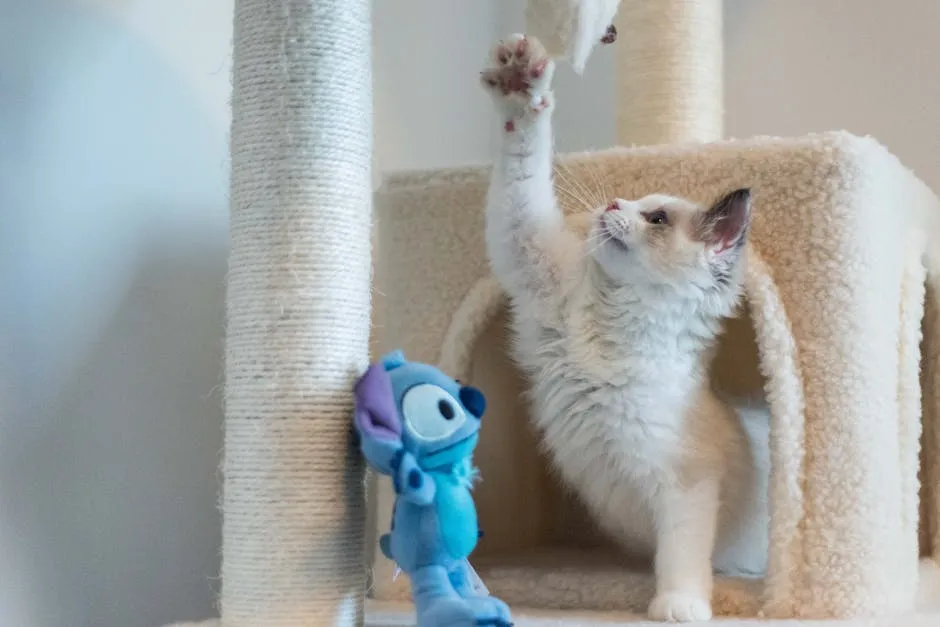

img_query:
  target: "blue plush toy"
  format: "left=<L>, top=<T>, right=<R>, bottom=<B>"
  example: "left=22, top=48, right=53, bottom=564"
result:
left=353, top=350, right=513, bottom=627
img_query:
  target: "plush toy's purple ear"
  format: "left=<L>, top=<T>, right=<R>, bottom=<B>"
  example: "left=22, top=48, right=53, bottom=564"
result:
left=354, top=363, right=402, bottom=441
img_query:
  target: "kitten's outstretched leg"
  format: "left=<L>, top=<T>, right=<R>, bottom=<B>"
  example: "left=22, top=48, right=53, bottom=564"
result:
left=480, top=34, right=576, bottom=309
left=648, top=479, right=719, bottom=622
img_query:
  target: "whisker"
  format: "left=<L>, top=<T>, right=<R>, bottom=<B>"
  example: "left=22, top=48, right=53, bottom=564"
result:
left=568, top=162, right=610, bottom=207
left=554, top=183, right=594, bottom=212
left=574, top=129, right=614, bottom=204
left=579, top=220, right=613, bottom=256
left=582, top=232, right=613, bottom=259
left=554, top=161, right=603, bottom=210
left=556, top=164, right=599, bottom=208
left=552, top=166, right=598, bottom=211
left=583, top=226, right=608, bottom=245
left=582, top=155, right=613, bottom=207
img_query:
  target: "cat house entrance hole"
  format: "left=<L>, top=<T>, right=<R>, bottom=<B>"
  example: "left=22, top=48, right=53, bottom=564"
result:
left=439, top=260, right=780, bottom=615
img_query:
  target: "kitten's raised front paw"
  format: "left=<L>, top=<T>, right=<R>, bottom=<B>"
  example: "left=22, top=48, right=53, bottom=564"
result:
left=648, top=592, right=712, bottom=623
left=480, top=34, right=554, bottom=126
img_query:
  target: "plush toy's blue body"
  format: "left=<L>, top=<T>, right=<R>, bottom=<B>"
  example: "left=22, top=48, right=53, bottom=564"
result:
left=354, top=351, right=512, bottom=627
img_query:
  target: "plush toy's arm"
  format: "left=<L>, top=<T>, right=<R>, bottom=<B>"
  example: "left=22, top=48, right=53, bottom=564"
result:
left=390, top=449, right=436, bottom=506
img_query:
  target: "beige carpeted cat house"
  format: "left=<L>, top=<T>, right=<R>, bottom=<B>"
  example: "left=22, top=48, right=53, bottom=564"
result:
left=171, top=0, right=940, bottom=626
left=368, top=0, right=940, bottom=624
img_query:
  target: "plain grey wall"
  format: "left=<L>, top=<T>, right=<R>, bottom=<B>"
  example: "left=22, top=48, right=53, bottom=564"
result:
left=0, top=0, right=231, bottom=625
left=2, top=0, right=940, bottom=625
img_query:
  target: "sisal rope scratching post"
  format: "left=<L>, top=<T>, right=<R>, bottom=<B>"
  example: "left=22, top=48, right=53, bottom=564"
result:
left=224, top=0, right=372, bottom=624
left=615, top=0, right=723, bottom=145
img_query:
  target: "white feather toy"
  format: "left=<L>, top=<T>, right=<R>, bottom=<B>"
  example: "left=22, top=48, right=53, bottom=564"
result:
left=525, top=0, right=621, bottom=73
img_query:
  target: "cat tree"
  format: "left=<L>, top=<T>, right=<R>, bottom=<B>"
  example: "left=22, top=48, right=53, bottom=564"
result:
left=370, top=0, right=940, bottom=623
left=172, top=0, right=940, bottom=625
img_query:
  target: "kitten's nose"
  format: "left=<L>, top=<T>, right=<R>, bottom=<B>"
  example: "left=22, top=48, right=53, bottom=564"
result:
left=605, top=201, right=619, bottom=212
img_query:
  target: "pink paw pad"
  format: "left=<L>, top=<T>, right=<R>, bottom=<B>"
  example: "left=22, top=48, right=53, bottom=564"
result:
left=504, top=120, right=515, bottom=133
left=530, top=59, right=548, bottom=79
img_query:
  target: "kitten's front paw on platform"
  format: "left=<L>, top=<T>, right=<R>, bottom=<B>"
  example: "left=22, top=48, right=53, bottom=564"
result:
left=648, top=591, right=713, bottom=623
left=480, top=34, right=554, bottom=124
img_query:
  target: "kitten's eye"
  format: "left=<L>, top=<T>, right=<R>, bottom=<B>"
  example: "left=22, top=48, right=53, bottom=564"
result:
left=644, top=210, right=669, bottom=225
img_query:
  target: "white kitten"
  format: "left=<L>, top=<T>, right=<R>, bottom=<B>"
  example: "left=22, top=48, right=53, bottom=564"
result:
left=480, top=34, right=770, bottom=623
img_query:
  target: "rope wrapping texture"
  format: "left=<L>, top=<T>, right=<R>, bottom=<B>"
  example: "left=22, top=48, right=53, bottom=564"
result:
left=616, top=0, right=723, bottom=146
left=223, top=0, right=372, bottom=624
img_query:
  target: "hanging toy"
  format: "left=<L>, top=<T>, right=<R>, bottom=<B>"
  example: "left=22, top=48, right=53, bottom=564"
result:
left=525, top=0, right=621, bottom=73
left=354, top=351, right=512, bottom=627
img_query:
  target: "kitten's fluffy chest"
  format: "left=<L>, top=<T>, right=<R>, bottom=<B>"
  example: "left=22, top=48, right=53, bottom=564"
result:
left=529, top=319, right=701, bottom=427
left=536, top=276, right=711, bottom=396
left=522, top=331, right=693, bottom=487
left=513, top=274, right=721, bottom=477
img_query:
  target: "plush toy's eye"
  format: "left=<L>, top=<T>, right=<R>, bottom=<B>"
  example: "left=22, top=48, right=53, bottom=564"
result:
left=401, top=384, right=466, bottom=441
left=438, top=400, right=455, bottom=420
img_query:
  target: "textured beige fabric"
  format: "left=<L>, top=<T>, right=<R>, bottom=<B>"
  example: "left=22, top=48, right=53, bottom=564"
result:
left=368, top=612, right=940, bottom=627
left=367, top=558, right=940, bottom=624
left=167, top=561, right=940, bottom=627
left=223, top=0, right=372, bottom=624
left=370, top=131, right=940, bottom=619
left=615, top=0, right=723, bottom=145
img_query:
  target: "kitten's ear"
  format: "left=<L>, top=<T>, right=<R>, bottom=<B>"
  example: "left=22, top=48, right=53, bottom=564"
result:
left=698, top=188, right=751, bottom=254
